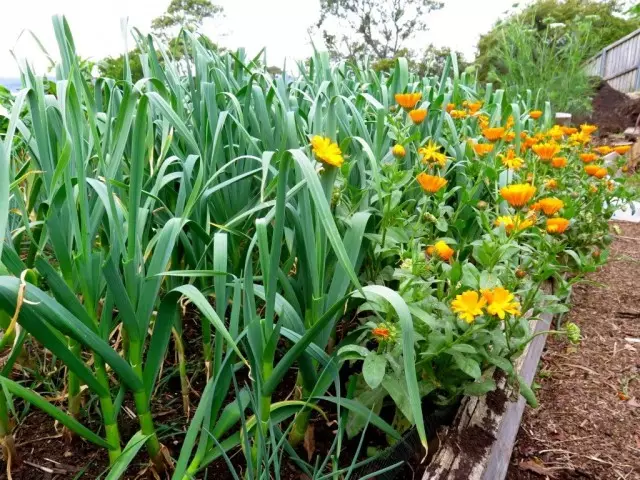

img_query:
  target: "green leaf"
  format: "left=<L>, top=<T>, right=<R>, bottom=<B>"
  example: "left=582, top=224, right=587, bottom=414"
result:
left=448, top=343, right=477, bottom=354
left=105, top=431, right=149, bottom=480
left=363, top=352, right=386, bottom=389
left=452, top=352, right=481, bottom=379
left=463, top=378, right=496, bottom=396
left=518, top=375, right=539, bottom=408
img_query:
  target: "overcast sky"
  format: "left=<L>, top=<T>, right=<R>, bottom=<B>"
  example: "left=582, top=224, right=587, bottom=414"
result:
left=0, top=0, right=518, bottom=77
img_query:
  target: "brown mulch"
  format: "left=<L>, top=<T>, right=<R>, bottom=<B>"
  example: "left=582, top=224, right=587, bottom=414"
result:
left=508, top=221, right=640, bottom=480
left=579, top=80, right=640, bottom=137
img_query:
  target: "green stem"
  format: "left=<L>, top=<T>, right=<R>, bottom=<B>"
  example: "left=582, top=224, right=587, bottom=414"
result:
left=0, top=386, right=19, bottom=467
left=94, top=356, right=122, bottom=465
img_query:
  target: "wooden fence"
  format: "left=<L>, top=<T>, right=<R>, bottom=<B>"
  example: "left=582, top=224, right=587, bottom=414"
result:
left=586, top=27, right=640, bottom=93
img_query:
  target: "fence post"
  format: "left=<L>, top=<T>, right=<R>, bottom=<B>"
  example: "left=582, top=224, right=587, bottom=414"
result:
left=599, top=48, right=608, bottom=78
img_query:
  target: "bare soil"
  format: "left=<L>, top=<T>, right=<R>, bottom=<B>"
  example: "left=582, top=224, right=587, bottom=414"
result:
left=508, top=221, right=640, bottom=480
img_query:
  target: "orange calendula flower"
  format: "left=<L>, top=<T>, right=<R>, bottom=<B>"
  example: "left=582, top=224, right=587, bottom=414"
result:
left=477, top=114, right=490, bottom=129
left=502, top=131, right=516, bottom=142
left=446, top=103, right=456, bottom=112
left=505, top=116, right=515, bottom=129
left=595, top=167, right=607, bottom=179
left=417, top=173, right=448, bottom=193
left=529, top=110, right=543, bottom=120
left=450, top=109, right=468, bottom=119
left=562, top=126, right=578, bottom=135
left=473, top=143, right=494, bottom=156
left=532, top=142, right=561, bottom=161
left=483, top=127, right=506, bottom=142
left=391, top=144, right=406, bottom=158
left=372, top=326, right=390, bottom=340
left=409, top=109, right=428, bottom=124
left=500, top=184, right=537, bottom=207
left=584, top=164, right=600, bottom=176
left=419, top=141, right=447, bottom=167
left=531, top=197, right=564, bottom=215
left=547, top=125, right=565, bottom=140
left=545, top=179, right=558, bottom=190
left=594, top=145, right=613, bottom=155
left=569, top=131, right=592, bottom=145
left=395, top=92, right=422, bottom=109
left=614, top=145, right=632, bottom=155
left=579, top=152, right=598, bottom=163
left=495, top=215, right=535, bottom=233
left=481, top=287, right=521, bottom=319
left=427, top=240, right=455, bottom=261
left=311, top=136, right=344, bottom=167
left=465, top=101, right=483, bottom=114
left=451, top=291, right=486, bottom=323
left=580, top=124, right=598, bottom=135
left=500, top=148, right=524, bottom=170
left=546, top=217, right=570, bottom=234
left=551, top=156, right=567, bottom=168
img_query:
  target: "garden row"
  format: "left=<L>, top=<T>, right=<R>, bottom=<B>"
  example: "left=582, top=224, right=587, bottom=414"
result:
left=0, top=17, right=635, bottom=479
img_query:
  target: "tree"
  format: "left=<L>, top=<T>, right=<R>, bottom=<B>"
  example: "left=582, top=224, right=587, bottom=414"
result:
left=370, top=45, right=469, bottom=78
left=317, top=0, right=443, bottom=61
left=476, top=0, right=640, bottom=81
left=152, top=0, right=223, bottom=39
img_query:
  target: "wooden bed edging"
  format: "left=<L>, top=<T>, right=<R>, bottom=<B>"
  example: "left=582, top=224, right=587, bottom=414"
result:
left=422, top=289, right=555, bottom=480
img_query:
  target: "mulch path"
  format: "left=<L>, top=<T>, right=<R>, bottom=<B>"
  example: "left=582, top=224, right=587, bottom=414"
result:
left=508, top=221, right=640, bottom=480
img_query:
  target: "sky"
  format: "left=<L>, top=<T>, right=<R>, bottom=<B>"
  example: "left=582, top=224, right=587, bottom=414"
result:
left=0, top=0, right=518, bottom=78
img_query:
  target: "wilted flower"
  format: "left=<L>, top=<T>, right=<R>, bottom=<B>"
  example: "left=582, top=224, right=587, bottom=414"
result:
left=395, top=92, right=422, bottom=109
left=311, top=136, right=344, bottom=167
left=500, top=184, right=537, bottom=207
left=417, top=173, right=448, bottom=193
left=451, top=291, right=486, bottom=323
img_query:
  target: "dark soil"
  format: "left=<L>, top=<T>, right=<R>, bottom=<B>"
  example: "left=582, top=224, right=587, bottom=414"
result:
left=581, top=80, right=640, bottom=137
left=508, top=221, right=640, bottom=480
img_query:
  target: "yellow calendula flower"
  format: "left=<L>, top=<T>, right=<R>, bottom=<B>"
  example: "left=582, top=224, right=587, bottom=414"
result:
left=594, top=145, right=613, bottom=155
left=427, top=240, right=455, bottom=261
left=531, top=197, right=564, bottom=215
left=481, top=287, right=521, bottom=319
left=409, top=108, right=428, bottom=124
left=551, top=157, right=567, bottom=168
left=500, top=148, right=524, bottom=170
left=495, top=215, right=535, bottom=233
left=311, top=136, right=344, bottom=167
left=532, top=142, right=561, bottom=161
left=547, top=125, right=565, bottom=140
left=580, top=124, right=598, bottom=135
left=529, top=110, right=543, bottom=120
left=569, top=131, right=592, bottom=145
left=502, top=130, right=516, bottom=142
left=451, top=291, right=486, bottom=323
left=395, top=92, right=422, bottom=109
left=391, top=144, right=406, bottom=158
left=450, top=109, right=468, bottom=119
left=417, top=173, right=448, bottom=193
left=483, top=127, right=506, bottom=142
left=477, top=114, right=490, bottom=129
left=419, top=141, right=447, bottom=167
left=500, top=184, right=537, bottom=207
left=473, top=143, right=494, bottom=156
left=546, top=217, right=570, bottom=234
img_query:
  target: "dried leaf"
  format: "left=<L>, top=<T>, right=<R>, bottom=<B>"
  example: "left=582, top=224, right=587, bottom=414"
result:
left=519, top=459, right=557, bottom=478
left=627, top=397, right=640, bottom=408
left=304, top=424, right=315, bottom=461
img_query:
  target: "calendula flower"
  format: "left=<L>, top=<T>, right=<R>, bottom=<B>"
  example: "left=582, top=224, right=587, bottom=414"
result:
left=477, top=114, right=490, bottom=129
left=546, top=217, right=570, bottom=234
left=614, top=145, right=632, bottom=155
left=372, top=326, right=390, bottom=340
left=450, top=109, right=468, bottom=119
left=562, top=126, right=578, bottom=135
left=580, top=124, right=598, bottom=135
left=547, top=125, right=565, bottom=140
left=505, top=116, right=515, bottom=129
left=607, top=180, right=615, bottom=191
left=481, top=287, right=521, bottom=319
left=417, top=173, right=448, bottom=193
left=594, top=167, right=607, bottom=179
left=446, top=103, right=456, bottom=112
left=551, top=156, right=567, bottom=168
left=391, top=144, right=406, bottom=158
left=409, top=109, right=428, bottom=124
left=544, top=179, right=558, bottom=190
left=500, top=148, right=524, bottom=170
left=529, top=110, right=543, bottom=120
left=523, top=135, right=540, bottom=149
left=472, top=143, right=494, bottom=156
left=427, top=240, right=455, bottom=261
left=569, top=131, right=592, bottom=145
left=584, top=164, right=600, bottom=176
left=311, top=136, right=344, bottom=167
left=419, top=141, right=447, bottom=167
left=451, top=291, right=486, bottom=323
left=594, top=145, right=613, bottom=155
left=500, top=184, right=537, bottom=207
left=502, top=131, right=516, bottom=142
left=465, top=100, right=483, bottom=114
left=395, top=92, right=422, bottom=109
left=495, top=215, right=535, bottom=233
left=579, top=152, right=598, bottom=163
left=589, top=184, right=598, bottom=194
left=532, top=142, right=561, bottom=161
left=483, top=127, right=506, bottom=142
left=531, top=197, right=564, bottom=215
